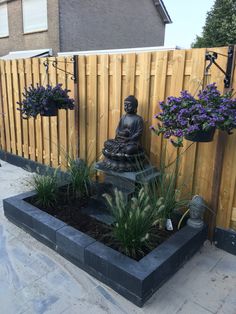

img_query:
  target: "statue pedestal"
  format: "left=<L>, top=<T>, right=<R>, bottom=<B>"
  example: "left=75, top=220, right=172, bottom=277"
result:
left=95, top=162, right=160, bottom=198
left=80, top=182, right=115, bottom=225
left=81, top=164, right=159, bottom=227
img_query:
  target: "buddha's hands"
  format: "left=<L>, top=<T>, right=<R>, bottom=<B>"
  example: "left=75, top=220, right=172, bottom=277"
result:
left=117, top=129, right=130, bottom=137
left=116, top=135, right=129, bottom=142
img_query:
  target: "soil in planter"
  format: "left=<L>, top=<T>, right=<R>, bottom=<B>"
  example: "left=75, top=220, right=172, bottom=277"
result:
left=27, top=188, right=180, bottom=261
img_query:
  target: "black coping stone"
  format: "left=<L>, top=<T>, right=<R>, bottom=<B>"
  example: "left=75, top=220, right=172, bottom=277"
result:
left=31, top=210, right=66, bottom=243
left=214, top=227, right=236, bottom=256
left=3, top=187, right=208, bottom=307
left=5, top=214, right=57, bottom=249
left=85, top=225, right=208, bottom=303
left=3, top=195, right=39, bottom=229
left=140, top=225, right=207, bottom=299
left=56, top=225, right=96, bottom=264
left=85, top=241, right=144, bottom=297
left=4, top=194, right=66, bottom=246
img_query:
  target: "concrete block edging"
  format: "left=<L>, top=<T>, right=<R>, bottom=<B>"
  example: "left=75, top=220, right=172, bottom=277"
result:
left=3, top=191, right=207, bottom=307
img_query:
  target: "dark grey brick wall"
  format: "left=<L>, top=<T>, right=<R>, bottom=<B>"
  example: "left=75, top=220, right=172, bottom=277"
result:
left=59, top=0, right=166, bottom=52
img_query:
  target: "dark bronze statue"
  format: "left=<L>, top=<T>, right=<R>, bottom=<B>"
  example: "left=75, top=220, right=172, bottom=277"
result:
left=100, top=95, right=145, bottom=172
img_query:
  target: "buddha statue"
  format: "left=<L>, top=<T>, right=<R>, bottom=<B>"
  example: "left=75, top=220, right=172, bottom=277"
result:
left=100, top=95, right=145, bottom=172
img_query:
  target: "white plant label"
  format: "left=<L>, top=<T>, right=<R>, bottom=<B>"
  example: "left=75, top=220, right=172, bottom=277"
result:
left=166, top=219, right=173, bottom=231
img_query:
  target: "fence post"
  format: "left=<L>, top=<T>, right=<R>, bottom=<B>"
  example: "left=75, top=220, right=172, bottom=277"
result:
left=209, top=45, right=236, bottom=240
left=73, top=55, right=79, bottom=159
left=0, top=61, right=6, bottom=151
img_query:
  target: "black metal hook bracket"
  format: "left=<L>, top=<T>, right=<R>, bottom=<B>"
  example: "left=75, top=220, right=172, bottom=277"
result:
left=205, top=45, right=235, bottom=88
left=43, top=56, right=77, bottom=82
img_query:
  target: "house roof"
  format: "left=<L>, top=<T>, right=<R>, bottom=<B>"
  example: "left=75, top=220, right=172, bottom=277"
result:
left=58, top=46, right=179, bottom=57
left=153, top=0, right=172, bottom=24
left=0, top=49, right=52, bottom=60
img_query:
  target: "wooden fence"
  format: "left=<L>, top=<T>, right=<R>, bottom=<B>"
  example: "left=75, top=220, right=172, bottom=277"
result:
left=0, top=47, right=235, bottom=231
left=0, top=57, right=76, bottom=168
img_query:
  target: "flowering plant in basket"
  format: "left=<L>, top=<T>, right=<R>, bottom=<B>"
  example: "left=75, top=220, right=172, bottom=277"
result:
left=151, top=83, right=236, bottom=147
left=18, top=84, right=75, bottom=119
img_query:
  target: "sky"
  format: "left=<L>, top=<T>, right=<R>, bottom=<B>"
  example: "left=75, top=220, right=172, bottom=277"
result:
left=163, top=0, right=215, bottom=48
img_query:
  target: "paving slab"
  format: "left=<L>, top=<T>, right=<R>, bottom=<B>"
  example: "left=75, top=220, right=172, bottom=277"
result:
left=0, top=160, right=236, bottom=314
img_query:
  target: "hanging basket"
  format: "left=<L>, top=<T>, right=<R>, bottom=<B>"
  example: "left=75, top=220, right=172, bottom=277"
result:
left=40, top=103, right=58, bottom=117
left=184, top=128, right=215, bottom=143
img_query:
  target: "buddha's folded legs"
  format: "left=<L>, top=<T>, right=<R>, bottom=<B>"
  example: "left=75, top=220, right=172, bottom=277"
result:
left=104, top=139, right=142, bottom=155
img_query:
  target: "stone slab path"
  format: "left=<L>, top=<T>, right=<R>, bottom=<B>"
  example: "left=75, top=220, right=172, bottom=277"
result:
left=0, top=160, right=236, bottom=314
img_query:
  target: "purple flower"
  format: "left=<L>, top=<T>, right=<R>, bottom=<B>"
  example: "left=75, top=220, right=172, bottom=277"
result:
left=174, top=130, right=183, bottom=137
left=187, top=125, right=200, bottom=133
left=149, top=125, right=155, bottom=131
left=152, top=83, right=236, bottom=147
left=18, top=84, right=75, bottom=118
left=170, top=105, right=178, bottom=112
left=163, top=130, right=172, bottom=138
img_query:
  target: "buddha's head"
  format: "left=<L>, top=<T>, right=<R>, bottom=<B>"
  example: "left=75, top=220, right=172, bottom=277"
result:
left=124, top=95, right=138, bottom=114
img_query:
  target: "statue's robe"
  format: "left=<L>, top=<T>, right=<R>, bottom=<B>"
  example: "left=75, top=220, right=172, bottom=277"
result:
left=104, top=113, right=144, bottom=155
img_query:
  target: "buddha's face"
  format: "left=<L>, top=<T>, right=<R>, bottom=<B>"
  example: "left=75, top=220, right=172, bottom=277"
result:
left=124, top=101, right=136, bottom=114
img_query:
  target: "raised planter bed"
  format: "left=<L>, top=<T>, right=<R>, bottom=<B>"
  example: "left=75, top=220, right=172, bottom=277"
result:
left=3, top=190, right=207, bottom=307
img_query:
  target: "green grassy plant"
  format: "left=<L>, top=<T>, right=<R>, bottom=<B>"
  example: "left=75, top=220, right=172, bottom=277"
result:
left=31, top=172, right=58, bottom=208
left=133, top=153, right=189, bottom=228
left=157, top=164, right=188, bottom=222
left=103, top=187, right=164, bottom=258
left=67, top=157, right=94, bottom=199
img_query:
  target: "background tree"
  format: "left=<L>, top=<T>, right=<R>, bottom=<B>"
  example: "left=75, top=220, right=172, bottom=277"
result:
left=192, top=0, right=236, bottom=48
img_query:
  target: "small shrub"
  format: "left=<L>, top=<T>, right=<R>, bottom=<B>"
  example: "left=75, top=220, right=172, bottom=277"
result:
left=31, top=172, right=58, bottom=208
left=103, top=188, right=164, bottom=258
left=67, top=157, right=94, bottom=199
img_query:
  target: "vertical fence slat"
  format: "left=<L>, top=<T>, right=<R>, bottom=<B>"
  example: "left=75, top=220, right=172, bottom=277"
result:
left=217, top=132, right=236, bottom=228
left=138, top=53, right=152, bottom=154
left=150, top=51, right=168, bottom=167
left=125, top=53, right=136, bottom=97
left=66, top=58, right=76, bottom=159
left=57, top=56, right=68, bottom=168
left=78, top=55, right=87, bottom=162
left=229, top=57, right=236, bottom=229
left=231, top=192, right=236, bottom=229
left=1, top=61, right=11, bottom=153
left=18, top=59, right=29, bottom=158
left=98, top=54, right=109, bottom=157
left=49, top=57, right=59, bottom=167
left=6, top=61, right=17, bottom=155
left=109, top=55, right=121, bottom=139
left=25, top=58, right=36, bottom=161
left=12, top=60, right=22, bottom=157
left=87, top=55, right=97, bottom=164
left=32, top=58, right=43, bottom=163
left=0, top=61, right=5, bottom=150
left=40, top=58, right=50, bottom=165
left=0, top=61, right=6, bottom=151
